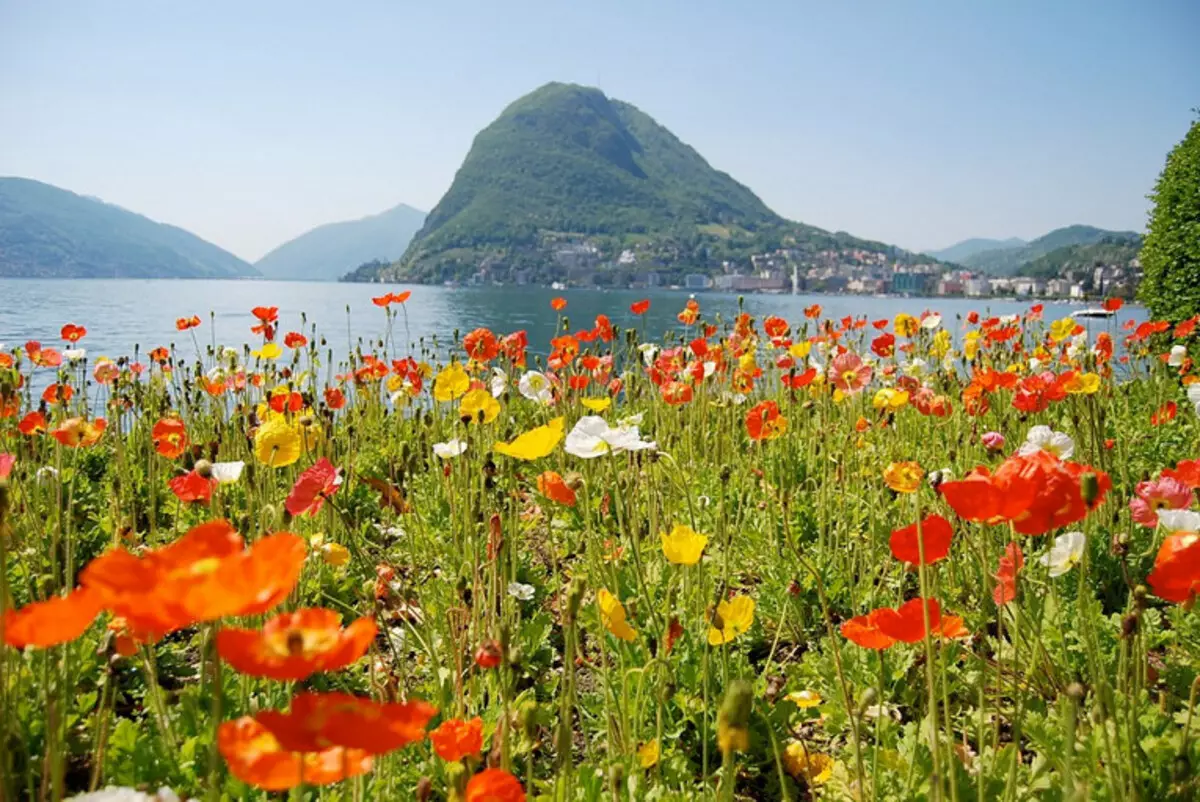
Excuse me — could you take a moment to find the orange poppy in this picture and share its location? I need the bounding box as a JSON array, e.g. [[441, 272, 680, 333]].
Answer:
[[660, 381, 693, 405], [80, 520, 305, 639], [218, 716, 373, 791], [550, 297, 567, 311], [873, 598, 941, 643], [255, 692, 436, 755], [1151, 401, 1178, 425], [1162, 460, 1200, 490], [252, 306, 279, 323], [464, 328, 500, 362], [430, 716, 484, 762], [803, 304, 822, 319], [372, 294, 393, 306], [677, 299, 699, 326], [18, 411, 47, 436], [465, 768, 526, 802], [537, 471, 577, 506], [324, 386, 347, 410], [888, 515, 953, 565], [1102, 297, 1123, 312], [389, 291, 411, 304], [60, 323, 87, 343], [1147, 534, 1200, 603], [745, 400, 787, 441], [217, 608, 376, 680], [3, 586, 103, 649], [51, 417, 107, 448], [148, 346, 170, 365], [169, 470, 216, 503], [283, 331, 308, 348], [763, 316, 789, 339], [992, 543, 1023, 605], [474, 640, 502, 669], [176, 315, 201, 331], [631, 299, 650, 315], [782, 367, 818, 389], [840, 611, 895, 650], [152, 417, 188, 459]]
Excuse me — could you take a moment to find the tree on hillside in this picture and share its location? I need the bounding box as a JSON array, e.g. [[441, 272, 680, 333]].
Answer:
[[1138, 115, 1200, 320]]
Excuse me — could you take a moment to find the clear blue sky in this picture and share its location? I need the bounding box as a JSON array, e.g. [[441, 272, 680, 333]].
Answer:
[[1, 1, 1196, 261]]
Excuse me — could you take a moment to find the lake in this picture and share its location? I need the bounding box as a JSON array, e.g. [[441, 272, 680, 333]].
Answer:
[[0, 278, 1143, 366]]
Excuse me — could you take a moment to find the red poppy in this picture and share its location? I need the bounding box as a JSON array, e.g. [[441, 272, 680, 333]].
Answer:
[[874, 597, 941, 643], [256, 691, 436, 755], [269, 390, 304, 414], [217, 608, 376, 680], [763, 315, 789, 340], [803, 304, 822, 319], [500, 331, 528, 366], [782, 367, 817, 389], [1162, 460, 1200, 489], [888, 515, 953, 565], [18, 411, 46, 436], [1175, 317, 1198, 339], [30, 345, 63, 368], [466, 768, 526, 802], [218, 716, 373, 791], [992, 542, 1024, 605], [324, 386, 346, 410], [430, 716, 484, 762], [1147, 534, 1200, 603], [1102, 297, 1123, 312], [176, 315, 201, 331], [660, 381, 693, 405], [286, 458, 342, 517], [537, 471, 577, 506], [840, 611, 895, 650], [283, 332, 308, 348], [631, 299, 650, 315], [80, 520, 305, 639], [152, 418, 188, 459], [869, 332, 895, 358], [252, 306, 279, 323], [551, 297, 567, 311], [2, 586, 102, 649], [745, 400, 787, 441], [967, 311, 980, 325], [1151, 401, 1177, 425], [464, 328, 500, 362], [389, 291, 411, 304], [474, 640, 502, 669], [372, 294, 392, 306], [41, 383, 73, 405], [594, 314, 614, 342], [169, 470, 216, 503], [148, 346, 171, 365], [60, 323, 87, 343]]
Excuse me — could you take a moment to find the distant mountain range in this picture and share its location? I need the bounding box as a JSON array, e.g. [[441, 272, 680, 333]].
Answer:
[[255, 203, 425, 281], [348, 82, 928, 285], [0, 177, 257, 279], [931, 225, 1142, 275]]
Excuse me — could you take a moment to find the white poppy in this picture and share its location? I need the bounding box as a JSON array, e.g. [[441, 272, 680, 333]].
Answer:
[[36, 465, 59, 483], [518, 371, 554, 405], [720, 391, 747, 406], [63, 348, 87, 362], [902, 358, 928, 377], [703, 360, 717, 378], [433, 439, 467, 459], [1018, 425, 1075, 459], [507, 582, 535, 601], [66, 788, 180, 802], [564, 416, 655, 458], [1158, 509, 1200, 534], [1168, 345, 1187, 367], [490, 367, 508, 398], [638, 343, 660, 366], [1189, 383, 1200, 418], [920, 314, 942, 330], [210, 461, 245, 484], [1038, 531, 1086, 577], [1028, 357, 1044, 373]]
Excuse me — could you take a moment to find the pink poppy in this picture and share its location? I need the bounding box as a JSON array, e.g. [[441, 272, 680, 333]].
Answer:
[[286, 458, 343, 517], [830, 352, 872, 395], [0, 453, 14, 480], [1130, 476, 1193, 528]]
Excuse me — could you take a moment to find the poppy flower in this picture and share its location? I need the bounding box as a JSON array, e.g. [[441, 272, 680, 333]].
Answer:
[[464, 328, 500, 362], [0, 453, 12, 481], [3, 586, 102, 649], [324, 386, 346, 410], [1129, 476, 1192, 527], [804, 304, 822, 319], [429, 716, 484, 762], [841, 611, 895, 649], [1147, 525, 1200, 603], [254, 418, 303, 467], [80, 520, 305, 639], [598, 589, 637, 642], [60, 323, 87, 343], [782, 367, 818, 389], [1162, 460, 1200, 489], [217, 716, 373, 791], [550, 297, 567, 311], [536, 470, 577, 506], [217, 608, 377, 681], [285, 458, 342, 517], [252, 306, 279, 323], [707, 594, 754, 645], [283, 331, 308, 348], [871, 333, 895, 358], [18, 411, 46, 436], [474, 640, 503, 669], [433, 363, 471, 402], [256, 691, 436, 756], [152, 418, 188, 459], [176, 315, 201, 331], [873, 598, 940, 643], [169, 470, 216, 503], [51, 417, 106, 448], [372, 294, 393, 306], [1040, 531, 1086, 577], [745, 400, 787, 441], [389, 291, 411, 304], [992, 543, 1024, 605], [1103, 297, 1124, 312], [631, 299, 650, 315], [888, 514, 953, 565], [661, 523, 707, 565], [660, 381, 693, 405], [1151, 401, 1177, 425], [460, 388, 501, 423], [466, 768, 526, 802], [883, 461, 923, 494], [830, 352, 872, 394]]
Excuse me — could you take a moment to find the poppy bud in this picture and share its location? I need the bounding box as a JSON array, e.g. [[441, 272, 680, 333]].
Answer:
[[193, 459, 213, 479], [1133, 585, 1147, 609], [717, 680, 753, 755], [1080, 472, 1101, 507], [474, 640, 502, 669]]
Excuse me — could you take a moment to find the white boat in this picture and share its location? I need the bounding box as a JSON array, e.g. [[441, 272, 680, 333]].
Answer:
[[1075, 307, 1115, 319]]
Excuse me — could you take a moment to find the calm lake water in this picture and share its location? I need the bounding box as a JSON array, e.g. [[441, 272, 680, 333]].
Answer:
[[0, 278, 1144, 365]]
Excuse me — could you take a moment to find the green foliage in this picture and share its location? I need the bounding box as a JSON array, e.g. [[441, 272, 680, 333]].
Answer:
[[0, 177, 257, 279], [1017, 237, 1142, 280], [962, 225, 1142, 275], [1138, 117, 1200, 321], [255, 203, 426, 281]]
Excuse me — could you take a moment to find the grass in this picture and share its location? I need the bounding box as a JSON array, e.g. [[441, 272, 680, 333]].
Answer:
[[0, 298, 1198, 801]]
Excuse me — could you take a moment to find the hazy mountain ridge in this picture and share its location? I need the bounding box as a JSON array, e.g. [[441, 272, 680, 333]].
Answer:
[[960, 225, 1141, 275], [925, 237, 1026, 263], [0, 177, 257, 279], [255, 203, 426, 281]]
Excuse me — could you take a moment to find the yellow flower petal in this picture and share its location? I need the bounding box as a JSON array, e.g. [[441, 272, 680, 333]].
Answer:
[[660, 524, 708, 566], [493, 417, 564, 461], [581, 397, 612, 413], [433, 362, 470, 402], [637, 739, 660, 769], [707, 594, 754, 646], [598, 589, 637, 642]]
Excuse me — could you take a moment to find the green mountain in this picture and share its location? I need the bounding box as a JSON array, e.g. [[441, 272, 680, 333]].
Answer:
[[349, 83, 923, 284], [0, 177, 256, 279], [924, 237, 1025, 263], [961, 225, 1141, 274], [1016, 236, 1143, 280], [255, 203, 426, 281]]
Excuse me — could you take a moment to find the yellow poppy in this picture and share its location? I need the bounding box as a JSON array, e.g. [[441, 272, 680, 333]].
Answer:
[[930, 329, 952, 359], [660, 524, 708, 566], [493, 417, 564, 460], [707, 594, 755, 646], [785, 690, 822, 708], [1049, 317, 1077, 343], [783, 742, 834, 785], [882, 461, 923, 494], [597, 589, 637, 642], [894, 313, 919, 338], [1063, 372, 1101, 395], [433, 362, 470, 402], [252, 342, 282, 360], [460, 389, 500, 424], [581, 397, 612, 413], [963, 331, 981, 360], [788, 341, 812, 359], [871, 388, 909, 411], [253, 417, 302, 467], [637, 739, 660, 769]]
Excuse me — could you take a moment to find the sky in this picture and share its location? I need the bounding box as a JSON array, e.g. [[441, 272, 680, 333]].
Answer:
[[1, 1, 1197, 261]]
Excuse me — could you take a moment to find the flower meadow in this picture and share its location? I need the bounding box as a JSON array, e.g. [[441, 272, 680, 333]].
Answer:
[[2, 295, 1200, 801]]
